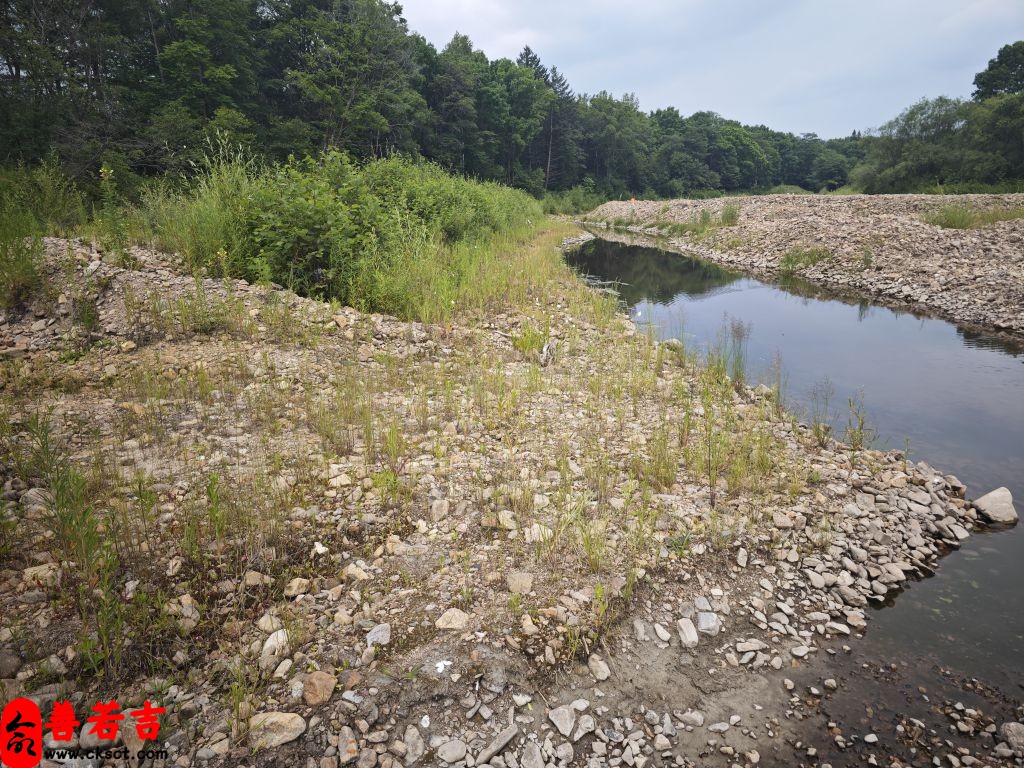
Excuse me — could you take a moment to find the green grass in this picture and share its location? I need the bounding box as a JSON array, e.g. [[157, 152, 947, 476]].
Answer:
[[0, 206, 44, 309], [924, 204, 1024, 229], [778, 246, 831, 273], [657, 205, 740, 237]]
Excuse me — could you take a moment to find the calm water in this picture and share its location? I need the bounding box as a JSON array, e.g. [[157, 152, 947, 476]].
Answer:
[[569, 236, 1024, 690]]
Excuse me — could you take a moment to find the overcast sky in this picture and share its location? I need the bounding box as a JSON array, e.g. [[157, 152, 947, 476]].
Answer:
[[400, 0, 1024, 138]]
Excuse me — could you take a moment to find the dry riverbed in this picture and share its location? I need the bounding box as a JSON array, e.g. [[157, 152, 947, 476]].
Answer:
[[584, 194, 1024, 341], [0, 226, 1021, 768]]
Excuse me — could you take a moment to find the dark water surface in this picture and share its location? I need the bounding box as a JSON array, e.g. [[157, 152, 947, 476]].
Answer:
[[568, 236, 1024, 691]]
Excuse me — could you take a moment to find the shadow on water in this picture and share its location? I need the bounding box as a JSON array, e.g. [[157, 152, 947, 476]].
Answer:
[[568, 236, 1024, 692]]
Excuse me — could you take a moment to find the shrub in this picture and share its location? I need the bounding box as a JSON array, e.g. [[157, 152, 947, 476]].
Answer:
[[0, 205, 44, 310]]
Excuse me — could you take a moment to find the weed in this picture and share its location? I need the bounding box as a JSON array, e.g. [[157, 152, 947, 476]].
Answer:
[[779, 247, 831, 274]]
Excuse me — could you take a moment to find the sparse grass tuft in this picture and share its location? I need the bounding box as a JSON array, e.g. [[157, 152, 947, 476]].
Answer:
[[778, 246, 831, 273], [924, 204, 1024, 229]]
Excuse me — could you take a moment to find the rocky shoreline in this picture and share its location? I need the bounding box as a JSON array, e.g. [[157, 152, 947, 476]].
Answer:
[[583, 194, 1024, 343], [0, 230, 1020, 768]]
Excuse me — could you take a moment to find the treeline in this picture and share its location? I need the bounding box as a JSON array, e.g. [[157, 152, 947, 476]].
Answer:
[[1, 1, 1022, 199]]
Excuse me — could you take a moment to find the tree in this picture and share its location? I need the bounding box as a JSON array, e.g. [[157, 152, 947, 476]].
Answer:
[[973, 41, 1024, 100]]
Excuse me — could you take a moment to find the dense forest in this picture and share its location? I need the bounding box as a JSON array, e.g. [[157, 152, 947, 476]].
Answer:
[[1, 1, 1023, 200]]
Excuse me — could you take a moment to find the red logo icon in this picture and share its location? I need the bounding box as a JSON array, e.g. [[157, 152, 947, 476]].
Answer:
[[1, 697, 42, 768]]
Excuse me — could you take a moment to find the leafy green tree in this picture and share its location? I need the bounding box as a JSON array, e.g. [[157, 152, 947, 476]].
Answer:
[[973, 41, 1024, 99]]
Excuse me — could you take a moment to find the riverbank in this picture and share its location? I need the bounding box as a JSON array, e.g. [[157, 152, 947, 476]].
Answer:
[[583, 194, 1024, 342], [0, 224, 1020, 767]]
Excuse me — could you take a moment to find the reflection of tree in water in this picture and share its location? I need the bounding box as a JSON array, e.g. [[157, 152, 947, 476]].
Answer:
[[568, 239, 739, 306]]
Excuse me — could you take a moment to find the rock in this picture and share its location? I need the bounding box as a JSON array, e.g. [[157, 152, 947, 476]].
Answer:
[[262, 629, 290, 658], [588, 653, 610, 681], [404, 725, 425, 764], [974, 487, 1017, 524], [248, 712, 306, 748], [772, 511, 793, 529], [284, 577, 310, 596], [679, 710, 704, 728], [303, 671, 337, 706], [1000, 722, 1024, 752], [506, 571, 533, 594], [695, 611, 721, 636], [429, 499, 450, 521], [435, 607, 470, 630], [708, 722, 729, 733], [366, 623, 391, 648], [572, 714, 596, 742], [338, 725, 359, 764], [0, 649, 22, 678], [676, 617, 699, 648], [791, 645, 810, 658], [257, 613, 283, 633], [521, 741, 545, 768], [437, 739, 467, 763], [653, 734, 671, 750], [548, 705, 575, 737], [22, 563, 60, 588], [477, 724, 519, 764]]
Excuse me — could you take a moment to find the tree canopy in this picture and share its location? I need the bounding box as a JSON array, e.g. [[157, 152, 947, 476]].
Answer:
[[0, 3, 1019, 197]]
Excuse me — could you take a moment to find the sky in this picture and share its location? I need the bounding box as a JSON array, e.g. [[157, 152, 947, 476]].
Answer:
[[400, 0, 1024, 138]]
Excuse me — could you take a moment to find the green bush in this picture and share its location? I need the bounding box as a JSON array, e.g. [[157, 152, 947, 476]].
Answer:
[[131, 151, 542, 320], [542, 185, 606, 215]]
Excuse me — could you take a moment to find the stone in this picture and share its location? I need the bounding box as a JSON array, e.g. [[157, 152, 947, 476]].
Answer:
[[284, 577, 310, 597], [366, 623, 391, 648], [506, 571, 533, 594], [1000, 722, 1024, 752], [435, 607, 470, 630], [521, 741, 545, 768], [572, 714, 596, 742], [477, 724, 519, 764], [548, 705, 575, 737], [338, 726, 360, 764], [695, 611, 721, 636], [262, 628, 290, 658], [676, 617, 699, 648], [679, 710, 704, 728], [303, 671, 337, 706], [0, 649, 22, 678], [772, 511, 793, 529], [588, 653, 610, 681], [257, 613, 283, 633], [429, 499, 450, 521], [974, 487, 1017, 524], [404, 725, 425, 764], [791, 645, 810, 658], [437, 739, 467, 763], [22, 563, 60, 588], [248, 712, 306, 748]]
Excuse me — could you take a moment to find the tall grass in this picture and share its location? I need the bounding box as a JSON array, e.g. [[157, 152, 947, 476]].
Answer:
[[129, 150, 543, 321]]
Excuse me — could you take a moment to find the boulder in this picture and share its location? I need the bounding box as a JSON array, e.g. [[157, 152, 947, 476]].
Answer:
[[974, 487, 1017, 524]]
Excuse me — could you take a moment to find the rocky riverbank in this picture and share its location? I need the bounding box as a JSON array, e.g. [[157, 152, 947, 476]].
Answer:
[[583, 195, 1024, 342], [0, 228, 1020, 768]]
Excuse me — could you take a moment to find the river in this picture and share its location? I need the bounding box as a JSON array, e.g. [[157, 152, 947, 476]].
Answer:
[[566, 235, 1024, 698]]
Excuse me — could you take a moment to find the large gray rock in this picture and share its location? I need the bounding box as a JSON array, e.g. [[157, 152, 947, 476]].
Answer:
[[974, 487, 1017, 524], [1001, 722, 1024, 753]]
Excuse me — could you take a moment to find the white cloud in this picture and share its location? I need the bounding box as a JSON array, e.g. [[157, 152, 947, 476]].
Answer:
[[400, 0, 1024, 136]]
